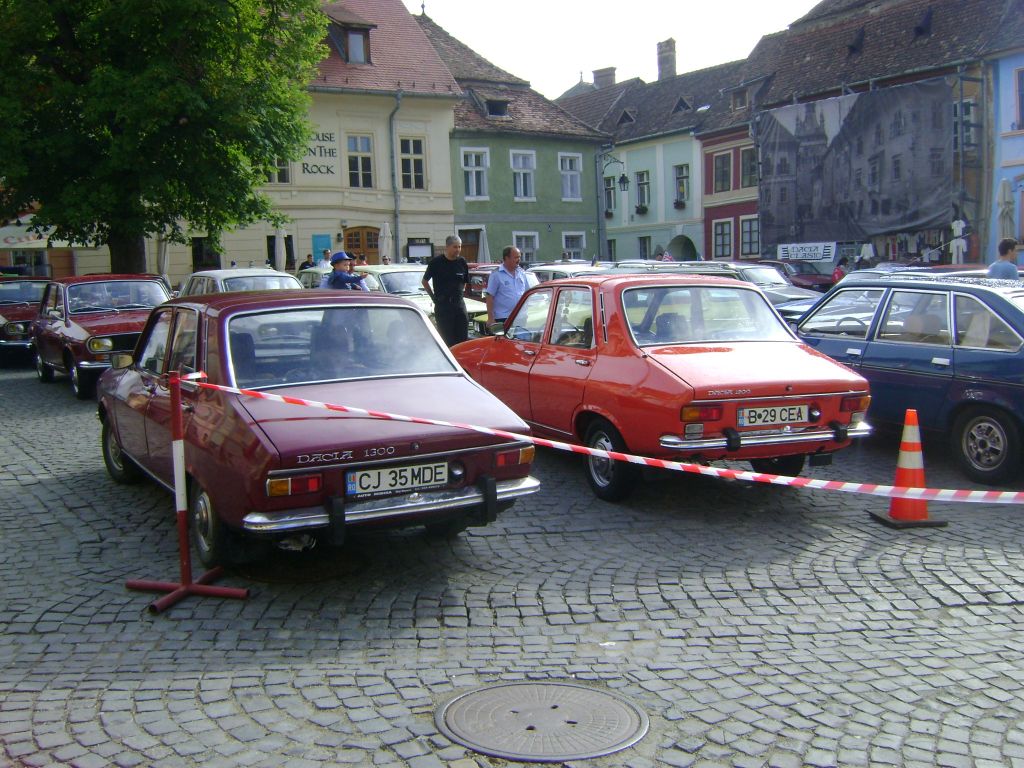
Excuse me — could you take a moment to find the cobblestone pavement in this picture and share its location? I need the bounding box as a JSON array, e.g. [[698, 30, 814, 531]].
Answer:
[[3, 363, 1024, 768]]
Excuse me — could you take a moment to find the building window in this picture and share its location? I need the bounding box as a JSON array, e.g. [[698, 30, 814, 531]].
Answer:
[[868, 156, 880, 188], [604, 176, 616, 210], [854, 169, 862, 187], [930, 147, 945, 177], [953, 99, 976, 151], [462, 148, 489, 199], [400, 137, 425, 190], [559, 153, 583, 201], [563, 233, 585, 259], [674, 164, 690, 202], [638, 236, 652, 259], [713, 153, 731, 193], [732, 89, 748, 110], [741, 148, 758, 188], [265, 234, 295, 270], [266, 158, 290, 184], [855, 136, 864, 156], [513, 232, 539, 261], [347, 135, 373, 188], [713, 220, 733, 259], [777, 156, 789, 175], [511, 150, 536, 200], [486, 100, 509, 117], [1017, 69, 1024, 128], [740, 217, 759, 256], [874, 123, 883, 146], [607, 240, 616, 260], [890, 110, 905, 138], [779, 187, 788, 203], [635, 171, 650, 207], [347, 30, 368, 63], [892, 154, 902, 181]]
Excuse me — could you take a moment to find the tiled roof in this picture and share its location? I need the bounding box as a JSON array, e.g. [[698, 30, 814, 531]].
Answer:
[[414, 14, 606, 141], [743, 0, 1012, 108], [313, 0, 460, 97], [980, 0, 1024, 55], [555, 62, 748, 143]]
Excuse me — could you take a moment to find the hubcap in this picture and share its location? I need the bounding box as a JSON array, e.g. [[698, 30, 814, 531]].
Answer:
[[71, 366, 80, 392], [106, 429, 124, 471], [193, 492, 214, 555], [965, 419, 1005, 470], [588, 432, 614, 487]]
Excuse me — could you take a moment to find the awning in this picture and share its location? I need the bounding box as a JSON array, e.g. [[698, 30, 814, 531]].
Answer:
[[0, 223, 49, 250]]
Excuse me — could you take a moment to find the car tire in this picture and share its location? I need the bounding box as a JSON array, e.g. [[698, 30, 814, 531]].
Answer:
[[749, 455, 806, 477], [101, 420, 142, 484], [952, 406, 1020, 485], [70, 363, 95, 400], [35, 350, 54, 382], [189, 482, 230, 569], [584, 419, 640, 502]]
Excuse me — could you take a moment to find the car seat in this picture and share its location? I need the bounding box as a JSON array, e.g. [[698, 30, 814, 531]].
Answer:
[[229, 332, 257, 384], [655, 312, 689, 342]]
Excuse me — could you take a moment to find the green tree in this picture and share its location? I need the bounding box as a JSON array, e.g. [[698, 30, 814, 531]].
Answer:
[[0, 0, 327, 273]]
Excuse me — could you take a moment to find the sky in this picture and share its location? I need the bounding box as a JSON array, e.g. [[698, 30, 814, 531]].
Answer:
[[400, 0, 823, 100]]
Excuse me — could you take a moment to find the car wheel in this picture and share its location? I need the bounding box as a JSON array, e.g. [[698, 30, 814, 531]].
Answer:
[[101, 419, 142, 484], [35, 350, 54, 382], [749, 455, 806, 476], [952, 406, 1020, 485], [70, 363, 95, 400], [189, 482, 230, 569], [584, 419, 640, 502]]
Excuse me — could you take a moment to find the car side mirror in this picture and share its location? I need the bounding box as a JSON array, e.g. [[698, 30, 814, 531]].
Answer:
[[47, 308, 62, 320], [110, 352, 133, 370]]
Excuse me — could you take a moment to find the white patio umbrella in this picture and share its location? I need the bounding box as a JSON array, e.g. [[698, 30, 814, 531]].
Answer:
[[998, 179, 1016, 240], [155, 235, 169, 285], [477, 226, 491, 263], [274, 228, 287, 271], [379, 222, 393, 263]]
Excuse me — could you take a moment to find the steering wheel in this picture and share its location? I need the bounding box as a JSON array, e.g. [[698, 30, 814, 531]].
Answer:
[[838, 316, 868, 330]]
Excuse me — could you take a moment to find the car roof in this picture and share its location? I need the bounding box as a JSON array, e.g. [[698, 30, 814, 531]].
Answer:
[[186, 268, 291, 279], [538, 273, 754, 291], [831, 272, 1024, 296], [164, 288, 419, 314], [354, 264, 425, 273], [51, 273, 164, 285]]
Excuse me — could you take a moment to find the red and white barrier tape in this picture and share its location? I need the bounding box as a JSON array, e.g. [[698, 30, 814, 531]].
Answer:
[[187, 377, 1024, 506]]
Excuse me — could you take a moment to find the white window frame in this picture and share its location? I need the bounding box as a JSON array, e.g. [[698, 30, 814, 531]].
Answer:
[[638, 236, 652, 259], [512, 231, 539, 261], [267, 157, 290, 184], [511, 149, 536, 201], [562, 231, 586, 259], [399, 136, 426, 191], [462, 147, 489, 200], [635, 170, 650, 208], [739, 215, 760, 257], [674, 164, 689, 202], [712, 218, 733, 259], [740, 147, 758, 188], [713, 151, 732, 193], [346, 134, 374, 189], [559, 152, 583, 201], [953, 98, 976, 152], [603, 176, 616, 210]]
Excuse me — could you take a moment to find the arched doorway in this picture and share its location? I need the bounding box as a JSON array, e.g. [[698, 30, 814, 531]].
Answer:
[[668, 235, 699, 261], [344, 227, 380, 263]]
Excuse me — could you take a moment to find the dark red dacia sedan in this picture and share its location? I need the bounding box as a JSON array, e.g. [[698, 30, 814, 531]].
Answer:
[[97, 290, 539, 566]]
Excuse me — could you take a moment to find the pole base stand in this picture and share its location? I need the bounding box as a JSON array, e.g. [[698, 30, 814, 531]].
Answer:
[[127, 566, 250, 614], [868, 510, 948, 529]]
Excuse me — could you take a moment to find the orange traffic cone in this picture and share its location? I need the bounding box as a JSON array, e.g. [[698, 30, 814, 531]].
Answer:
[[870, 409, 947, 528]]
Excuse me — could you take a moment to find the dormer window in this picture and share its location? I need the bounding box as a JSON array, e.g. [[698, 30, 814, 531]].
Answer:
[[617, 109, 636, 125], [732, 89, 748, 110], [486, 100, 509, 117], [672, 97, 691, 113], [346, 29, 368, 63], [326, 14, 375, 65]]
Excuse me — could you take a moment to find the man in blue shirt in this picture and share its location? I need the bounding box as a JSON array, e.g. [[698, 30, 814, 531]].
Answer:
[[485, 246, 535, 327], [320, 252, 368, 290], [987, 238, 1019, 279]]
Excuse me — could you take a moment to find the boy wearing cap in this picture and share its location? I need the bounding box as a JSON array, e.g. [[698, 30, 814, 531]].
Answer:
[[320, 253, 368, 290]]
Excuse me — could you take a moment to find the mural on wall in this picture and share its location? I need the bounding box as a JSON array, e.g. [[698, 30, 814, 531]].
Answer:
[[756, 79, 955, 249]]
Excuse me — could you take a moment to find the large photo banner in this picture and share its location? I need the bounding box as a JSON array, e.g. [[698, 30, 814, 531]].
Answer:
[[756, 79, 954, 249]]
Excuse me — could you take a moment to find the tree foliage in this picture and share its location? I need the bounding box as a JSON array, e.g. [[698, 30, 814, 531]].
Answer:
[[0, 0, 327, 272]]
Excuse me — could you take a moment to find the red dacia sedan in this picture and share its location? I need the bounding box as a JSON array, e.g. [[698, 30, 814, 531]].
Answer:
[[453, 274, 871, 500]]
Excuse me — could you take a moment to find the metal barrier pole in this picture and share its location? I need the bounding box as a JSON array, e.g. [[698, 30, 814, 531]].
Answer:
[[126, 371, 249, 613]]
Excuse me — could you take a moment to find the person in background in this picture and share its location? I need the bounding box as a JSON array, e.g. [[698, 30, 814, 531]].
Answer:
[[422, 235, 470, 346], [485, 246, 532, 327], [355, 253, 368, 266], [382, 254, 392, 265], [298, 253, 315, 272], [832, 256, 849, 284], [320, 252, 368, 290], [318, 248, 332, 269], [987, 237, 1019, 279]]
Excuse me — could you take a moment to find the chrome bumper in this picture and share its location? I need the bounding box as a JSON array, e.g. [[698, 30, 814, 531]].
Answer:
[[79, 359, 112, 370], [659, 421, 871, 452], [242, 475, 540, 534], [0, 339, 31, 349]]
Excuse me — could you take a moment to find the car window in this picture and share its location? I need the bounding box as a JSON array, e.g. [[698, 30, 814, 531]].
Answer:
[[506, 289, 551, 343], [139, 310, 174, 374], [67, 280, 168, 312], [549, 288, 594, 348], [167, 310, 200, 373], [222, 275, 301, 292], [226, 305, 456, 388], [377, 271, 425, 295], [877, 291, 949, 345], [0, 280, 46, 304], [41, 284, 61, 315], [799, 288, 884, 339], [955, 294, 1023, 351]]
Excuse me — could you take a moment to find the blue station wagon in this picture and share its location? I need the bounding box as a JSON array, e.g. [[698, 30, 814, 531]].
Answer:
[[796, 274, 1024, 484]]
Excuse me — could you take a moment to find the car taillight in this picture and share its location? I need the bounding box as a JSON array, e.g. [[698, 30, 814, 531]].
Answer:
[[840, 394, 871, 412], [680, 405, 723, 422], [266, 474, 323, 497], [496, 446, 535, 467]]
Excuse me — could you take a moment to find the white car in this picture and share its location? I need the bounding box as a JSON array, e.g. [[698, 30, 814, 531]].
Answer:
[[355, 264, 489, 335], [178, 268, 302, 296]]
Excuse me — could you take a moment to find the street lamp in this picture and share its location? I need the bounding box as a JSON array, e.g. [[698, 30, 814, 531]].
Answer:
[[595, 145, 629, 262]]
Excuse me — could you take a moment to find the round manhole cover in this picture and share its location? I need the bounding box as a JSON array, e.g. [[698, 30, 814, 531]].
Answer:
[[435, 681, 648, 762]]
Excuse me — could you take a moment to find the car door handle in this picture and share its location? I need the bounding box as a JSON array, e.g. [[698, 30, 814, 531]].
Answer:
[[524, 349, 536, 357], [845, 348, 862, 356], [931, 357, 950, 367], [575, 359, 590, 366]]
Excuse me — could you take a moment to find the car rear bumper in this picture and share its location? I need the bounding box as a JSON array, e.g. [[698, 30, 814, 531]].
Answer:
[[242, 475, 540, 533], [659, 421, 871, 452]]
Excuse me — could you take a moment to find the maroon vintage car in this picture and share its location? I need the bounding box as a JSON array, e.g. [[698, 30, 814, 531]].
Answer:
[[453, 274, 871, 501], [31, 274, 169, 398], [0, 276, 48, 363], [97, 290, 539, 566]]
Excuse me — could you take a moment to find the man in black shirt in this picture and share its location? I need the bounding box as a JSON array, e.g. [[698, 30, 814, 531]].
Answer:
[[421, 235, 470, 346]]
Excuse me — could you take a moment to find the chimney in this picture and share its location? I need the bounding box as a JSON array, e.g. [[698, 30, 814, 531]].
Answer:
[[657, 38, 676, 81], [593, 67, 616, 89]]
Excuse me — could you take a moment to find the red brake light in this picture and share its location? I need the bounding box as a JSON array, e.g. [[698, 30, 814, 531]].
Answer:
[[496, 446, 535, 467], [840, 395, 871, 412], [681, 405, 723, 422], [266, 474, 323, 497]]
